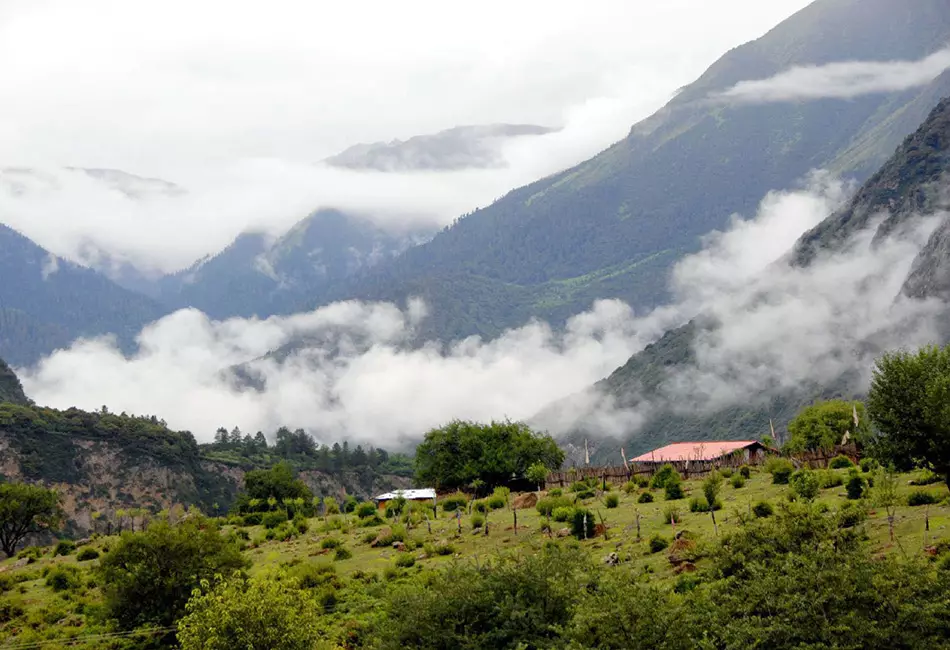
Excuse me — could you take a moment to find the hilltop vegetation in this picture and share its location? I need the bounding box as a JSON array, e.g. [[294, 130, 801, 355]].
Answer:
[[0, 357, 28, 405]]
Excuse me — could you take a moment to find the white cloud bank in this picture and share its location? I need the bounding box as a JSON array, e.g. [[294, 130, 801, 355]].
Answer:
[[717, 47, 950, 104], [22, 172, 946, 448]]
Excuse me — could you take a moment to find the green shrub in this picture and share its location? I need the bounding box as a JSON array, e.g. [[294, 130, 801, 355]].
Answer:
[[321, 537, 342, 550], [362, 530, 378, 545], [394, 553, 416, 568], [662, 504, 682, 524], [648, 535, 669, 553], [76, 547, 100, 562], [910, 469, 943, 486], [471, 514, 485, 529], [473, 500, 488, 514], [570, 508, 596, 539], [846, 473, 866, 500], [486, 495, 506, 510], [54, 540, 76, 557], [664, 480, 684, 501], [552, 507, 574, 523], [604, 494, 620, 509], [752, 501, 774, 518], [536, 496, 573, 517], [837, 502, 868, 528], [548, 488, 563, 497], [359, 514, 384, 527], [908, 490, 940, 506], [638, 492, 654, 504], [739, 465, 752, 479], [575, 489, 596, 500], [262, 510, 288, 529], [45, 565, 81, 592], [440, 494, 468, 512], [242, 512, 263, 526], [651, 465, 681, 489], [819, 471, 844, 488], [356, 502, 379, 518], [688, 497, 721, 513], [790, 469, 821, 501], [334, 547, 352, 561], [718, 468, 734, 479], [859, 458, 880, 473], [17, 546, 44, 561], [622, 481, 638, 494], [829, 455, 855, 469], [292, 562, 337, 590], [730, 475, 746, 489], [765, 458, 794, 484]]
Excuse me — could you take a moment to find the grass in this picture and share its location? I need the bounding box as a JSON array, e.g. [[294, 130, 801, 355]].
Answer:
[[2, 467, 949, 646]]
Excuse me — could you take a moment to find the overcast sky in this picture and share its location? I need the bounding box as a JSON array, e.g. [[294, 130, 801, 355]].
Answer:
[[0, 0, 812, 175]]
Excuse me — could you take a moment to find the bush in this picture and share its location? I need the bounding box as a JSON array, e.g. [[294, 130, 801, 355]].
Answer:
[[98, 516, 247, 628], [664, 481, 685, 501], [859, 458, 880, 473], [242, 512, 263, 526], [292, 562, 337, 590], [570, 508, 596, 539], [819, 471, 844, 488], [536, 496, 573, 517], [846, 473, 866, 500], [689, 497, 722, 513], [548, 488, 563, 497], [394, 553, 416, 568], [752, 501, 774, 518], [908, 490, 941, 506], [837, 502, 868, 528], [473, 500, 488, 514], [575, 489, 596, 500], [662, 504, 682, 524], [739, 465, 752, 479], [765, 458, 794, 484], [829, 455, 855, 469], [638, 492, 654, 504], [357, 502, 379, 518], [54, 539, 76, 557], [648, 535, 669, 553], [731, 475, 746, 489], [622, 481, 638, 494], [651, 465, 681, 489], [334, 546, 352, 561], [910, 469, 943, 486], [790, 469, 821, 501], [262, 510, 288, 529], [321, 537, 342, 550], [17, 546, 44, 561], [719, 468, 734, 479], [76, 547, 100, 562], [471, 514, 485, 529], [486, 495, 506, 510], [604, 494, 620, 509], [552, 507, 574, 523], [440, 494, 468, 512], [45, 565, 81, 592], [360, 514, 384, 527]]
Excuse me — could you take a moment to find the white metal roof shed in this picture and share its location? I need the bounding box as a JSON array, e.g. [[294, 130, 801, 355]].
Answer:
[[374, 488, 436, 501]]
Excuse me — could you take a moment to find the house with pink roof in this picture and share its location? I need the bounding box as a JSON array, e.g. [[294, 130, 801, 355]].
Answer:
[[630, 440, 772, 467]]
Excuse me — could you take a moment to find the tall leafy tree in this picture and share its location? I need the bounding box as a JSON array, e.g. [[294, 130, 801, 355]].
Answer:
[[0, 483, 62, 557], [414, 420, 564, 490], [785, 400, 869, 452], [867, 345, 950, 485]]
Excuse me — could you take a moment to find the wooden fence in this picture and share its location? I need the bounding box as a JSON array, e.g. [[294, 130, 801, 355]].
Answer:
[[544, 444, 860, 489]]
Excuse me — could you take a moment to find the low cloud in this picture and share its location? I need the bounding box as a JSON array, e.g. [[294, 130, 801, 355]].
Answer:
[[717, 47, 950, 104]]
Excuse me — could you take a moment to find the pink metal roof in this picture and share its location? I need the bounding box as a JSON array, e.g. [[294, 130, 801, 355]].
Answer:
[[630, 440, 760, 463]]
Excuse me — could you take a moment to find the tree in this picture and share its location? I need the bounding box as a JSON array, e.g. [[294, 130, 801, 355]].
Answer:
[[177, 573, 321, 650], [786, 400, 869, 452], [235, 462, 313, 513], [867, 345, 950, 485], [414, 420, 564, 490], [526, 462, 549, 491], [99, 515, 247, 628], [873, 467, 901, 542], [0, 483, 62, 557], [703, 471, 723, 535]]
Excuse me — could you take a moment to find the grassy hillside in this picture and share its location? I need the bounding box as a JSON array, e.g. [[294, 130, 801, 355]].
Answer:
[[2, 463, 948, 648], [301, 0, 950, 344]]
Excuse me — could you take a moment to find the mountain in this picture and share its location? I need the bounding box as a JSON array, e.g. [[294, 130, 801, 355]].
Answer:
[[0, 224, 168, 366], [158, 209, 431, 320], [548, 95, 950, 461], [325, 124, 555, 171], [0, 357, 28, 405], [307, 0, 950, 343]]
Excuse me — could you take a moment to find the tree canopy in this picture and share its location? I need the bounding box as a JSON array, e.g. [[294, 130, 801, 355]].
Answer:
[[785, 399, 869, 452], [0, 482, 62, 557], [414, 420, 564, 490], [867, 344, 950, 484]]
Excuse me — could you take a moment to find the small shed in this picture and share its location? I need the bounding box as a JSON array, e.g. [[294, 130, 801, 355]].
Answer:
[[630, 440, 772, 468], [373, 488, 436, 509]]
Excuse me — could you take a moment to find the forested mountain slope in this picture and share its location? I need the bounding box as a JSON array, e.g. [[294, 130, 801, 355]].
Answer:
[[0, 225, 168, 367], [308, 0, 950, 343], [548, 94, 950, 462], [0, 357, 28, 405], [157, 209, 430, 320]]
